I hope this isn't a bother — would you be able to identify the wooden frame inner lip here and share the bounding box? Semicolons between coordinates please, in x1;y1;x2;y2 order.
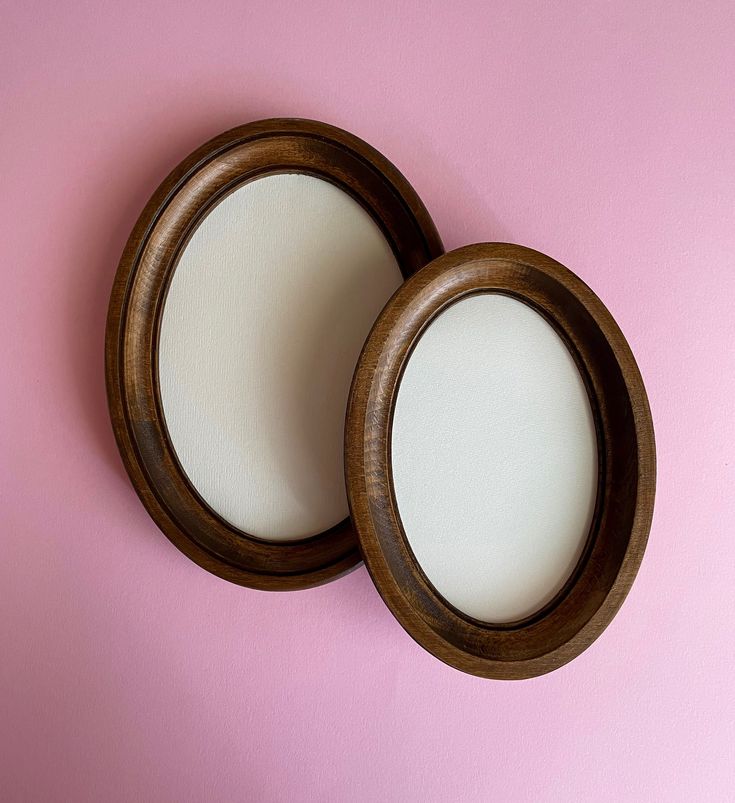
106;118;443;590
346;243;655;677
147;167;401;551
384;286;607;633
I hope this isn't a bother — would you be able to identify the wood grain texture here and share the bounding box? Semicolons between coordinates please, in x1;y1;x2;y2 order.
345;243;656;678
105;118;443;590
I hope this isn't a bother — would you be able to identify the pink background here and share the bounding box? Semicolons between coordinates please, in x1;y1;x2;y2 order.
2;1;734;800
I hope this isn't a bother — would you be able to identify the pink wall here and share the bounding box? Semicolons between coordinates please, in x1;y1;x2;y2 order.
2;2;734;800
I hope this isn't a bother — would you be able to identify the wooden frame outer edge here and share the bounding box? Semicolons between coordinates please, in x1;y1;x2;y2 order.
105;118;443;591
345;242;656;678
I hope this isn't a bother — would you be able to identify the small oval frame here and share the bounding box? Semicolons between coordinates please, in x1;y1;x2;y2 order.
106;118;443;590
346;243;655;678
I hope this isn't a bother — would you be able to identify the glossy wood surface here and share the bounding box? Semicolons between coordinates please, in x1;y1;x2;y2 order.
345;243;655;678
106;118;443;590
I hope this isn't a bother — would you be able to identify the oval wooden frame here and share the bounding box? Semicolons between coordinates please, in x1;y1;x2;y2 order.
346;243;655;678
106;118;443;590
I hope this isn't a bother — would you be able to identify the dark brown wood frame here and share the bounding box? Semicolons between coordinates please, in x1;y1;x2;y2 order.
106;118;443;590
346;243;655;678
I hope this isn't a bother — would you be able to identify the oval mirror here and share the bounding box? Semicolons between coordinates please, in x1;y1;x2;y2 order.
106;119;443;589
346;243;655;678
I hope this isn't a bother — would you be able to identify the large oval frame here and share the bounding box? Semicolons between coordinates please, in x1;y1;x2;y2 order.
346;243;655;678
106;119;443;590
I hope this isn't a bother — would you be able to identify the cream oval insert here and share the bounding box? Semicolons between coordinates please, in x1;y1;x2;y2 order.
391;293;598;623
159;173;402;541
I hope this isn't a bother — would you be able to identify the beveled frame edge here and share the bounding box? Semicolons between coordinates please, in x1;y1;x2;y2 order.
105;118;444;591
345;243;656;677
